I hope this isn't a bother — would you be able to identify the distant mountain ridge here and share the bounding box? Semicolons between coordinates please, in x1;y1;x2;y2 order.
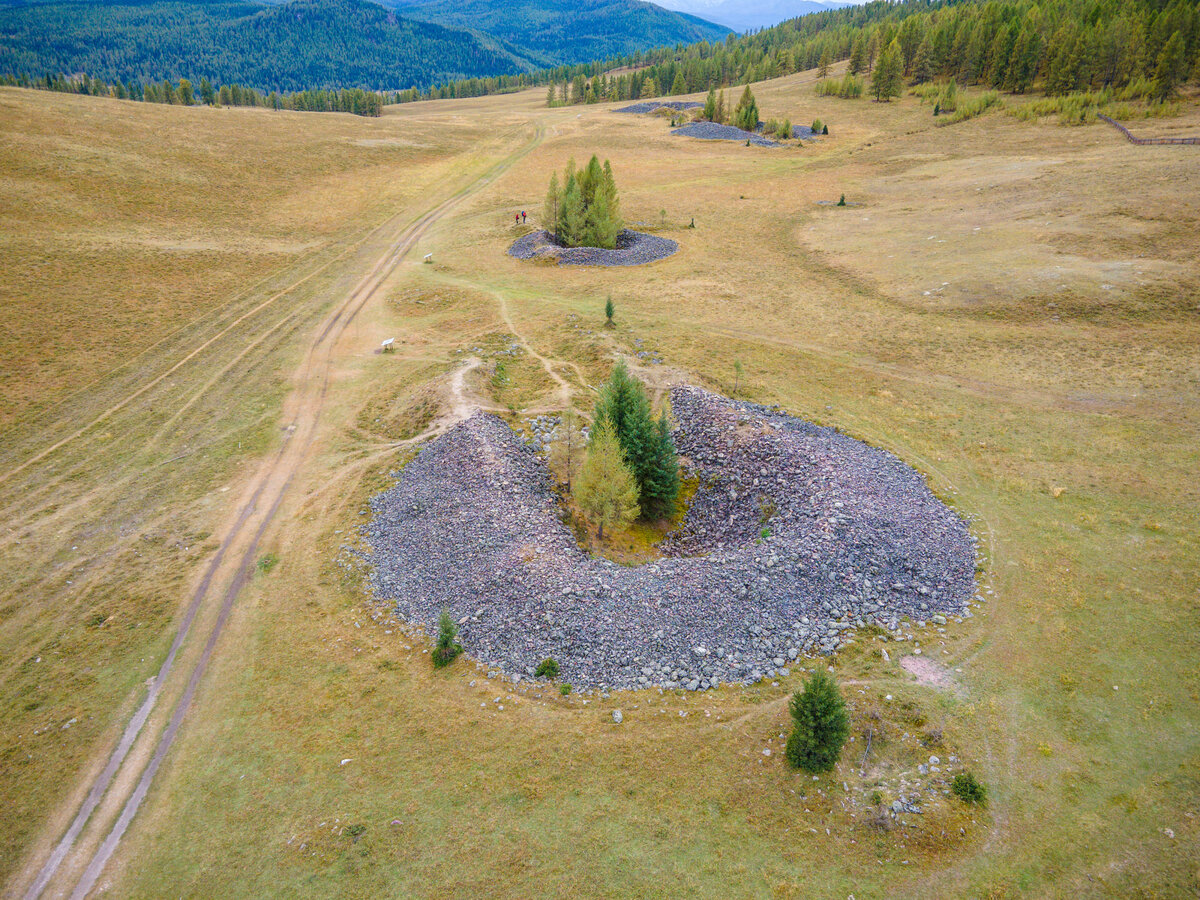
655;0;851;33
0;0;729;91
389;0;730;68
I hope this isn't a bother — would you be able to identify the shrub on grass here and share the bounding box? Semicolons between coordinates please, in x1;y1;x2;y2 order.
535;658;560;678
432;610;462;668
816;74;863;99
785;670;849;773
559;683;572;695
811;118;823;134
939;91;1001;126
952;772;987;805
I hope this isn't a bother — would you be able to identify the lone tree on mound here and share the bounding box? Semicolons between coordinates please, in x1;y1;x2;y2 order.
544;155;623;249
575;418;639;540
785;670;850;773
594;362;680;519
733;85;759;132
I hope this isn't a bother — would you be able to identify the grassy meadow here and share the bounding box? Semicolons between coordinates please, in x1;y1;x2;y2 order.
2;71;1198;897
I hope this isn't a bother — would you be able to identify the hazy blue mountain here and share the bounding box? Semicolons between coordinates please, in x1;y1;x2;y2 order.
653;0;852;33
388;0;730;68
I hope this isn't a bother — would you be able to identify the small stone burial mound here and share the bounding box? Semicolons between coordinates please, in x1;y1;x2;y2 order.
672;121;779;146
366;387;976;692
615;100;705;114
508;229;678;267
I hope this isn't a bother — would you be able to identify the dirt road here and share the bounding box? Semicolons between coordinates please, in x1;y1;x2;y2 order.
21;127;542;900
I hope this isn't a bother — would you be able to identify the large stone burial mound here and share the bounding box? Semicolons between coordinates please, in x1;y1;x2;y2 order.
366;387;976;691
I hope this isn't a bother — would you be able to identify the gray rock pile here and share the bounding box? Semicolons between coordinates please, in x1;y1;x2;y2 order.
672;122;779;146
508;229;678;267
366;387;976;692
615;101;704;114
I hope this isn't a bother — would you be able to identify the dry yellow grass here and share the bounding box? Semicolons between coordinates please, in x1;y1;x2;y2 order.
2;72;1198;898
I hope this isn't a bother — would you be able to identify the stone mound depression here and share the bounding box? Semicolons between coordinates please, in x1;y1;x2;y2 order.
366;387;976;692
508;229;678;267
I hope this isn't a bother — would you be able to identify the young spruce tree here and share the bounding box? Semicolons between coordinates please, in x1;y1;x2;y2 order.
785;670;850;773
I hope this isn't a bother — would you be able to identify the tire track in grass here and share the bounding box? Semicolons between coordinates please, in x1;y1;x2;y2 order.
22;125;542;900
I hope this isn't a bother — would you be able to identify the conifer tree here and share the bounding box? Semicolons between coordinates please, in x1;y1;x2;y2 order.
733;84;759;131
549;409;586;492
575;418;639;541
849;35;867;76
594;363;679;519
543;171;561;241
671;71;687;95
561;175;585;245
871;39;902;102
641;416;681;519
716;90;728;124
912;36;934;84
818;49;832;79
1152;31;1187;100
785;670;850;773
702;86;717;121
432;610;463;668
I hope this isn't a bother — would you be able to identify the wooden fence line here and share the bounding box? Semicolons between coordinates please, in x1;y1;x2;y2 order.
1098;114;1200;145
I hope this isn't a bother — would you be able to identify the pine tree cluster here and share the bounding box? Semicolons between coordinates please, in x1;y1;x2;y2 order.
732;84;760;131
543;155;623;250
592;363;680;521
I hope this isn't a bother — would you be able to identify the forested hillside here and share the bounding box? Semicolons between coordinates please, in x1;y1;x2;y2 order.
394;0;729;68
0;0;727;92
434;0;1199;107
0;0;531;91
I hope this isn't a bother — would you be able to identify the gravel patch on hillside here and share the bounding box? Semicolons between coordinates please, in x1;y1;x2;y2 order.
366;387;976;692
792;124;822;139
508;229;678;267
673;121;779;145
616;101;704;114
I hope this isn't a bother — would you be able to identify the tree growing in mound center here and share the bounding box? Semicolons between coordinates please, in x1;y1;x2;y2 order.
593;362;680;520
574;417;639;541
543;155;623;249
785;670;850;773
733;84;759;132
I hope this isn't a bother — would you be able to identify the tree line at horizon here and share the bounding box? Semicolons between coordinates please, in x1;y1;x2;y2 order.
0;72;387;116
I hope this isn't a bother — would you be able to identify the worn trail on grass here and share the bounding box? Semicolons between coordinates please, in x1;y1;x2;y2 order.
22;125;544;900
